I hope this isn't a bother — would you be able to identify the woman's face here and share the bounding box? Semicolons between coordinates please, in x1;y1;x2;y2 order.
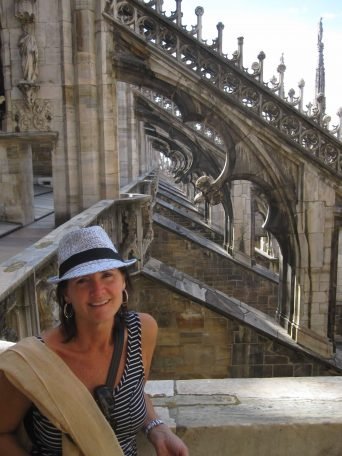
64;269;126;324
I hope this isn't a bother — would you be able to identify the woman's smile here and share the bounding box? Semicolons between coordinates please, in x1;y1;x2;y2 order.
89;299;111;308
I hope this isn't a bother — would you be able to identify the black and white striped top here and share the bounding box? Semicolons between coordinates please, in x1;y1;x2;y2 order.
24;312;147;456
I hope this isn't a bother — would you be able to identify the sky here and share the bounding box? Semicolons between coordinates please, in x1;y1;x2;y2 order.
162;0;342;125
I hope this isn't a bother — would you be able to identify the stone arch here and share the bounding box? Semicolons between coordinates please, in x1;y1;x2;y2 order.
134;86;229;185
227;135;301;331
111;25;338;353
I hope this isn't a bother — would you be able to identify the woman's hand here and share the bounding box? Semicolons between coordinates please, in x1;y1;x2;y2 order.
148;424;189;456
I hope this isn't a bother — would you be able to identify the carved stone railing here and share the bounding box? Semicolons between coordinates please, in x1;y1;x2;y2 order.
103;0;342;176
0;189;156;342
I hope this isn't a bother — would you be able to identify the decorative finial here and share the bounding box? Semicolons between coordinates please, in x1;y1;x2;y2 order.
195;6;204;16
315;17;326;118
318;17;323;44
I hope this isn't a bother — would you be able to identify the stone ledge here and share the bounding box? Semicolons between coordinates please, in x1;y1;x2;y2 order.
138;377;342;455
0;131;58;144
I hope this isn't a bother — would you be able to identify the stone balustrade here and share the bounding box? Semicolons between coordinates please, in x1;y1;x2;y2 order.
0;193;153;341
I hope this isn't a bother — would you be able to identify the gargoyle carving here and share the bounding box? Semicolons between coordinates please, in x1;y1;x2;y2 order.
194;147;231;205
194;175;224;205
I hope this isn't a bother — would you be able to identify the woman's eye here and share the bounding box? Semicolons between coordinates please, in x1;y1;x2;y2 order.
103;271;114;279
76;277;88;284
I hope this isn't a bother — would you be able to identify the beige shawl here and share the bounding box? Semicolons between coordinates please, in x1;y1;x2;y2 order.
0;337;123;456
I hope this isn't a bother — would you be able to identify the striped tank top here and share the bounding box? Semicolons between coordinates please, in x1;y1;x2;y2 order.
24;312;147;456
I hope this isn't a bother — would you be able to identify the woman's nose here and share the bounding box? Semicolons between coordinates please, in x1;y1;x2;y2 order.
89;278;104;296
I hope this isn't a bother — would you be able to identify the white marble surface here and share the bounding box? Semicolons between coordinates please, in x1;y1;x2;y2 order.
138;377;342;456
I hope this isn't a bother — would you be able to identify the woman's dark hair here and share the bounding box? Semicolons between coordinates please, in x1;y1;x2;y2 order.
56;280;75;342
56;267;133;342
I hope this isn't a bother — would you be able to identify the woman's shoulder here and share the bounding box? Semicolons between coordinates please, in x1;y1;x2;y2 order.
40;326;65;352
137;313;158;346
126;311;157;330
138;312;158;328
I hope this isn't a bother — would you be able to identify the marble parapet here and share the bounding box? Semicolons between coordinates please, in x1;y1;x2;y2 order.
138;377;342;456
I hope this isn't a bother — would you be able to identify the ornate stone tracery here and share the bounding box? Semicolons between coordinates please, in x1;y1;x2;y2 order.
15;0;36;21
35;276;60;331
13;98;52;132
103;0;342;175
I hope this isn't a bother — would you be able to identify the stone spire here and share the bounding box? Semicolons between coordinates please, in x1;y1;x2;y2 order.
315;18;326;113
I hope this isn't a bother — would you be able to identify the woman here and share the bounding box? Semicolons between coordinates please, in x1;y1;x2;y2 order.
0;226;189;456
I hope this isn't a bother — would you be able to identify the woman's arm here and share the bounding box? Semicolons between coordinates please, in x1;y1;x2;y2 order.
140;312;158;381
140;313;189;456
0;371;32;456
144;393;189;456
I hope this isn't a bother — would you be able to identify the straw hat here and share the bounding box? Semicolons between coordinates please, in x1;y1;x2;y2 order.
48;226;136;284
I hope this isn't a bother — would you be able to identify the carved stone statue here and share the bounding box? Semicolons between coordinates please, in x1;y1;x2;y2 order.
18;23;38;82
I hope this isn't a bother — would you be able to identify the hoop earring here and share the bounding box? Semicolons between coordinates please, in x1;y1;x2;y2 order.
122;289;128;304
64;302;74;319
120;289;129;316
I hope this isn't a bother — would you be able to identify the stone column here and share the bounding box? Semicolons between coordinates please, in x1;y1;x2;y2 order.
139;119;147;177
336;228;342;341
54;0;79;223
0;141;34;225
231;180;252;255
95;0;120;199
73;0;120;203
73;0;100;208
118;82;136;188
291;168;336;357
73;0;100;210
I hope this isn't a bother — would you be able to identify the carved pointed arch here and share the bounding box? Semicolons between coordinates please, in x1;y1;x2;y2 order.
231;135;300;264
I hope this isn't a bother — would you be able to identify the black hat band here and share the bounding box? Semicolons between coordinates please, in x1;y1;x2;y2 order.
59;248;124;278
